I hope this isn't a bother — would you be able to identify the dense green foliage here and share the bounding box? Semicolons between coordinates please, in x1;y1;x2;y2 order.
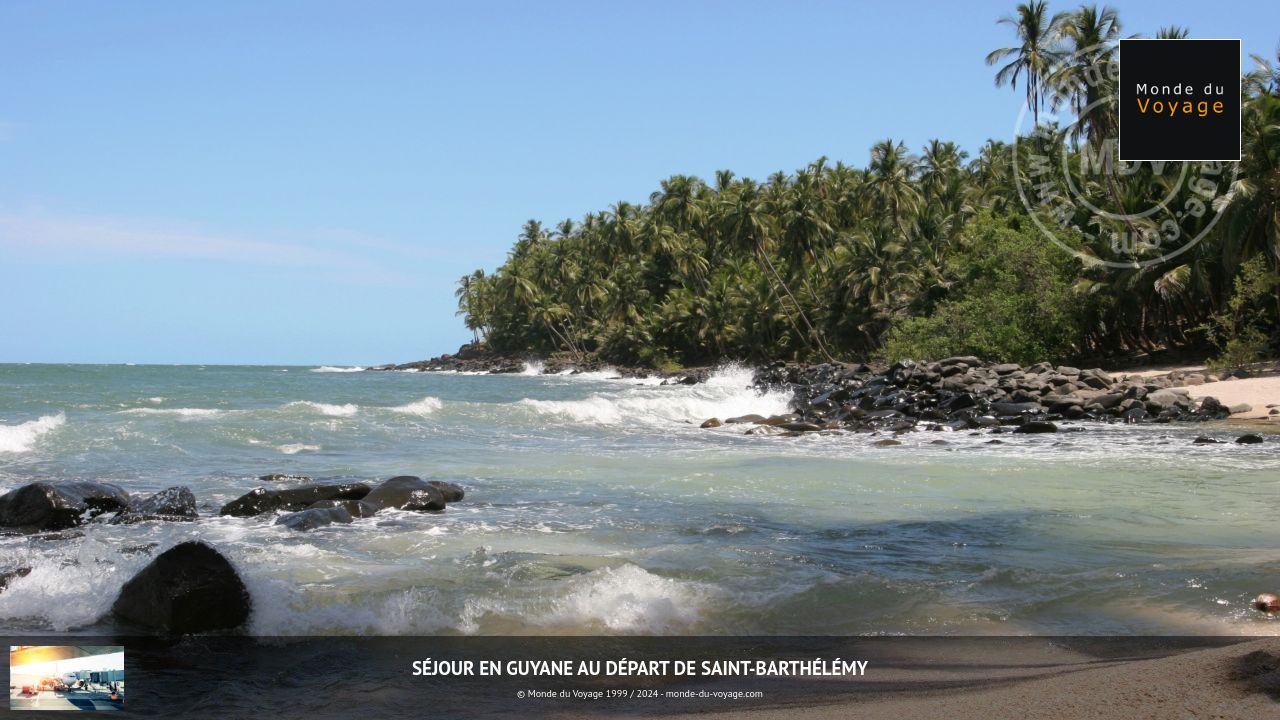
457;4;1280;368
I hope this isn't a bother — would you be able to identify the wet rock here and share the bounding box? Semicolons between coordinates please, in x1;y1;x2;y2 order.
1237;434;1265;445
1255;593;1280;612
0;482;131;532
275;505;354;531
872;438;902;447
111;541;251;634
0;566;31;591
258;473;311;482
725;414;767;424
112;486;197;524
1229;403;1254;415
306;498;379;518
361;476;446;512
700;417;722;428
780;422;822;432
1012;421;1058;434
426;480;465;503
1193;435;1221;444
990;401;1042;416
219;483;371;517
121;543;159;555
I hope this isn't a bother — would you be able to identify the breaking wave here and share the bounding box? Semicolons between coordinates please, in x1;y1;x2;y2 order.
118;407;223;417
310;366;365;373
516;365;788;426
388;396;443;417
284;401;359;417
0;413;66;453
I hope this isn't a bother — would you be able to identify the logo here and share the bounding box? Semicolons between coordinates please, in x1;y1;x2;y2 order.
1014;40;1240;269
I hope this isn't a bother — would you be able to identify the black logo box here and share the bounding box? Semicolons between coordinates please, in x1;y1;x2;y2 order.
1119;38;1241;162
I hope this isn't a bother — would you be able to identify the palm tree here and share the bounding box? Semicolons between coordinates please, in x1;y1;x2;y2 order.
987;1;1065;125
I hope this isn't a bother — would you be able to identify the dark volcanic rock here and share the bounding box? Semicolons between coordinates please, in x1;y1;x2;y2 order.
258;473;311;483
1012;421;1059;434
275;505;354;531
1193;435;1222;444
307;498;380;518
220;483;371;517
0;482;131;532
0;566;31;591
111;541;250;634
112;486;197;524
1237;434;1265;445
426;480;465;503
362;476;446;512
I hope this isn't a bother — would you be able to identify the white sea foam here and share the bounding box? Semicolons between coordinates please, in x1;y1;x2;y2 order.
520;360;545;376
388;396;443;417
311;366;365;373
516;364;788;426
278;443;321;454
146;396;166;403
285;401;359;416
0;413;66;453
119;407;223;417
536;564;710;632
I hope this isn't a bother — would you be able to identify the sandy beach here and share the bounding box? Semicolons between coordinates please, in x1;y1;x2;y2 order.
1117;366;1280;422
647;638;1280;720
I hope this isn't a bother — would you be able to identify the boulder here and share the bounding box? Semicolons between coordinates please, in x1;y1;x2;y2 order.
0;566;31;591
0;482;131;531
872;438;902;446
306;498;380;518
1192;436;1221;444
275;505;354;531
990;401;1042;416
1013;421;1058;434
700;418;722;428
780;422;823;432
1228;403;1254;415
426;480;465;503
111;541;251;634
1256;593;1280;612
1237;434;1265;445
258;473;311;482
724;414;767;424
362;476;446;512
219;483;371;517
112;486;197;524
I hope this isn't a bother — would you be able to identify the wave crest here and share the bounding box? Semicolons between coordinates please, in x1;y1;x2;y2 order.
0;413;66;453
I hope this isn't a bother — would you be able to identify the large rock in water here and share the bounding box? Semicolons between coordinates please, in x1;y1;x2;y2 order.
111;541;250;634
0;482;131;531
275;505;353;531
427;480;465;503
362;476;446;512
219;483;371;517
111;486;197;524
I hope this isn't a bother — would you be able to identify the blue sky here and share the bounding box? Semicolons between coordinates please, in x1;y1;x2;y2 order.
2;1;1275;364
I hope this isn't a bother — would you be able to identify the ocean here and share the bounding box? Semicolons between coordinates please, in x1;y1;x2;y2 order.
1;363;1277;636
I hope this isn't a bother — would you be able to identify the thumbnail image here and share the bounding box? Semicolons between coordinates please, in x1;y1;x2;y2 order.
9;646;124;712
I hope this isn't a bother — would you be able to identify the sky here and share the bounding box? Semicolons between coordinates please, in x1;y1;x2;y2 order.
1;0;1276;365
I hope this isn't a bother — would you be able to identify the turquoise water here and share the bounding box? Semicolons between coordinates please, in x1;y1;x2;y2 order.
1;363;1278;636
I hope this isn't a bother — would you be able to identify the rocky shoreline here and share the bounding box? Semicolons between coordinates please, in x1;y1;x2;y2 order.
725;357;1263;440
0;474;467;634
368;343;712;384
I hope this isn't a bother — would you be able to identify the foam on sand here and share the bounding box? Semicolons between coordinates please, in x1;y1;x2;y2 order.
0;413;66;453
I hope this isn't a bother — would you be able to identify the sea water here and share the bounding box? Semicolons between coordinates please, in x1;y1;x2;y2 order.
1;363;1277;636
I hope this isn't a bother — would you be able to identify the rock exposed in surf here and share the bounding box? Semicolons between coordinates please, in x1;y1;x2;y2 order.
361;476;446;512
426;480;465;503
0;481;131;532
1012;421;1058;434
258;473;311;482
275;505;354;531
111;541;251;634
306;498;380;518
0;566;31;592
1255;592;1280;612
111;486;198;524
219;483;371;517
1237;434;1265;444
700;417;723;428
725;414;767;424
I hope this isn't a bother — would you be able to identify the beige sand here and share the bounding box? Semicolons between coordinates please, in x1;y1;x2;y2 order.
1181;376;1280;420
640;638;1280;720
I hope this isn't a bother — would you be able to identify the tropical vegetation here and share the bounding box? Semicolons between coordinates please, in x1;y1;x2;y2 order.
456;4;1279;369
